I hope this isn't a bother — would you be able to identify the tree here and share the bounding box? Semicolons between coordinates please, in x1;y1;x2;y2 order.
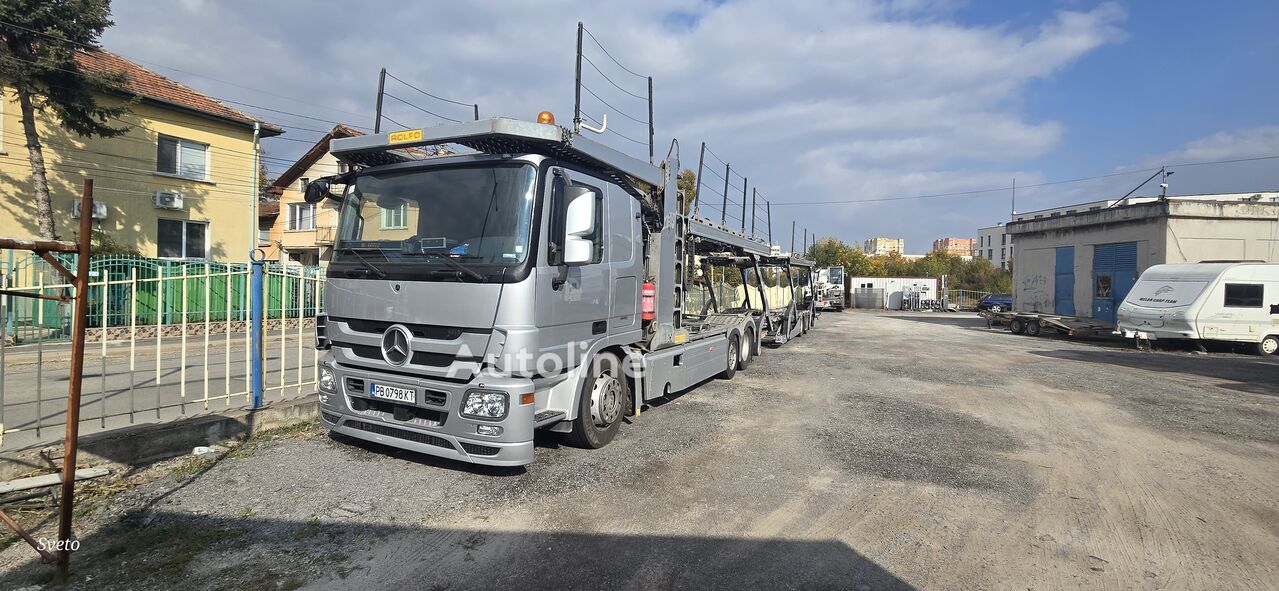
677;169;697;214
0;0;131;240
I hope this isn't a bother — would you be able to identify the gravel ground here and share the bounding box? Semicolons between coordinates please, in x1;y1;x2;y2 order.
1;310;1276;590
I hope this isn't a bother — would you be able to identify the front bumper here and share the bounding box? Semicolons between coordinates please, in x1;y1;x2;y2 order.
317;358;535;466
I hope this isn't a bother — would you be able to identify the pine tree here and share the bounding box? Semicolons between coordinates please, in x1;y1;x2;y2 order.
0;0;130;239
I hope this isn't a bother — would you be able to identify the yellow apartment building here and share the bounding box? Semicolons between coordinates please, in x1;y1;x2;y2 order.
0;49;282;260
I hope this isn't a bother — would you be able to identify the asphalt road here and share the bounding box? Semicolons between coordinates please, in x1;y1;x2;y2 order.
0;330;318;449
2;310;1277;590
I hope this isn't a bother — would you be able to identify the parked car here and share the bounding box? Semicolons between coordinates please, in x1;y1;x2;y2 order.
977;293;1013;313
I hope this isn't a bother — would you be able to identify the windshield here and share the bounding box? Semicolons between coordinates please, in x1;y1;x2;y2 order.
334;163;538;267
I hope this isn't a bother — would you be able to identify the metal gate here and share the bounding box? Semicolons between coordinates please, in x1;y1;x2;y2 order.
1092;242;1137;323
1054;246;1075;316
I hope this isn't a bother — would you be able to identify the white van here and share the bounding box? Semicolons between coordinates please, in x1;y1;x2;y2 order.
1117;262;1279;355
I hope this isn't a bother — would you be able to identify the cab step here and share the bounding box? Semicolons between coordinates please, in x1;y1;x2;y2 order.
533;410;566;426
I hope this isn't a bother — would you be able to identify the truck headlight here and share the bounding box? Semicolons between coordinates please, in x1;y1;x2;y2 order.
461;390;508;420
319;367;336;391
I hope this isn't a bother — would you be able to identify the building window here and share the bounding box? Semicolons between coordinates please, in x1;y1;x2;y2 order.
258;226;271;245
1001;235;1006;245
157;135;209;180
1224;283;1264;308
1034;214;1043;219
987;249;993;259
1066;209;1077;215
381;203;407;229
1000;247;1006;259
157;219;207;258
300;177;309;191
288;203;316;231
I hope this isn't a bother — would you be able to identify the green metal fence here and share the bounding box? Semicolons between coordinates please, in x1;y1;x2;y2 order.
1;253;324;344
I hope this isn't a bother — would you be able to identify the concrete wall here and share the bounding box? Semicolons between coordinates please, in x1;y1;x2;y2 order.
0;91;261;260
1009;200;1279;318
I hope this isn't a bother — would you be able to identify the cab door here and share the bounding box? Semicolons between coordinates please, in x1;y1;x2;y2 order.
534;168;610;369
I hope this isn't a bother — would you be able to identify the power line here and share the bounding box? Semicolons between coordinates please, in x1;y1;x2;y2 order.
580;54;647;101
382;92;462;123
581;26;648;80
0;17;378;125
579;84;648;125
771;155;1279;206
383;71;475;108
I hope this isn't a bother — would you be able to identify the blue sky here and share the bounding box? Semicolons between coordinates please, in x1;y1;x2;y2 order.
102;1;1279;254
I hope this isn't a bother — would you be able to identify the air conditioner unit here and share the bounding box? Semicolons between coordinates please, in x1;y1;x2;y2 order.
72;200;108;220
154;191;184;210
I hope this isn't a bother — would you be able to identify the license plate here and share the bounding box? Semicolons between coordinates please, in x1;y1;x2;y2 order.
369;383;416;404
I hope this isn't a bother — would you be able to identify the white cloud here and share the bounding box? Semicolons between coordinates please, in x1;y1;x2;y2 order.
101;0;1130;252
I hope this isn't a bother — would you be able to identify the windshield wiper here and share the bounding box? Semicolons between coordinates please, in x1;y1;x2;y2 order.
338;247;387;279
422;252;486;283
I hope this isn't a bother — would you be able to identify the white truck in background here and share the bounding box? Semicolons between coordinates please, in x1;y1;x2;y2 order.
1117;262;1279;355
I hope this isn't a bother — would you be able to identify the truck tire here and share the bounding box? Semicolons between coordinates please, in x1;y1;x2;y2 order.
564;353;627;449
719;334;740;380
738;329;753;371
1258;335;1279;356
1009;318;1025;335
1025;320;1041;337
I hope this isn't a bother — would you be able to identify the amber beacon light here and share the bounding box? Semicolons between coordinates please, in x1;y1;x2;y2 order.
536;111;556;125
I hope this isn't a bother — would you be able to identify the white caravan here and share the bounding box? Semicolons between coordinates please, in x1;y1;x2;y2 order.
1117;262;1279;355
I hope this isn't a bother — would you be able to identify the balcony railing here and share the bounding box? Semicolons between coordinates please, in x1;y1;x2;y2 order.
315;226;337;244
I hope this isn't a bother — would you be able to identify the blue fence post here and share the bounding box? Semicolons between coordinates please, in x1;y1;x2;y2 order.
249;250;266;408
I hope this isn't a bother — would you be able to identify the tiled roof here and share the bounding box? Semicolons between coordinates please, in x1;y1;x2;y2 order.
270;124;364;190
75;48;283;136
258;200;280;218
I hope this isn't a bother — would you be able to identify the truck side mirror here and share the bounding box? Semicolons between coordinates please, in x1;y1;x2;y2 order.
562;185;596;266
303;178;334;204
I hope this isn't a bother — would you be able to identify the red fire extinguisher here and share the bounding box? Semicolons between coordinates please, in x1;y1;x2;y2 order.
641;281;656;321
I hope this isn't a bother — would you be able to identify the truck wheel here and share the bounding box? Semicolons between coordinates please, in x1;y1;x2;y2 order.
564;353;627;449
1025;320;1041;337
1258;335;1279;356
738;329;753;371
1009;318;1025;334
719;334;740;380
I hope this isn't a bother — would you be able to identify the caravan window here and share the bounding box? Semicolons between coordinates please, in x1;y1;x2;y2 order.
1224;283;1264;308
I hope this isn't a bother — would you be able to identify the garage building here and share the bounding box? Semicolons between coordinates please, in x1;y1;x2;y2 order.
1006;193;1279;323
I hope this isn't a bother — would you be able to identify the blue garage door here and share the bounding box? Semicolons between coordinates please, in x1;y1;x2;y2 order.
1054;246;1074;316
1092;242;1138;323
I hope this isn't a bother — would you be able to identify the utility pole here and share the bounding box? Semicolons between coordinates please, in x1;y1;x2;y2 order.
374;68;386;134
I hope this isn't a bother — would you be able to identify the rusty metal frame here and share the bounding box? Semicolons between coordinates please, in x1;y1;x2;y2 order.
0;179;93;577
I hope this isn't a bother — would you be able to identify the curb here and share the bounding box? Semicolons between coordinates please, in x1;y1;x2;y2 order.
0;397;318;482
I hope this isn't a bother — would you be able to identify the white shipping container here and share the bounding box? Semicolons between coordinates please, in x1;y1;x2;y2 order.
847;277;940;309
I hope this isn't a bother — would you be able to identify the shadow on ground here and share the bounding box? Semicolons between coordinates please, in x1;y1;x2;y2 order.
0;511;916;591
1031;348;1279;398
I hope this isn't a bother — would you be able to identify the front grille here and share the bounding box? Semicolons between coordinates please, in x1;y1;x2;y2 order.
459;442;500;456
334;317;488;341
347;420;454;450
339;344;460;368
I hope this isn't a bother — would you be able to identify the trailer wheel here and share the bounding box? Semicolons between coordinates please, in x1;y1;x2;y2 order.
719;334;740;380
1025;320;1042;337
1258;335;1279;356
738;329;754;371
564;353;627;449
1009;318;1026;335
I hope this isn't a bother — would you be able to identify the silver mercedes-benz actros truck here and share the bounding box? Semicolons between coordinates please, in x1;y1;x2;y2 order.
305;116;808;466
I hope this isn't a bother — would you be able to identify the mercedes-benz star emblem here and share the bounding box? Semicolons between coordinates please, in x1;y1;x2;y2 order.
381;325;412;366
